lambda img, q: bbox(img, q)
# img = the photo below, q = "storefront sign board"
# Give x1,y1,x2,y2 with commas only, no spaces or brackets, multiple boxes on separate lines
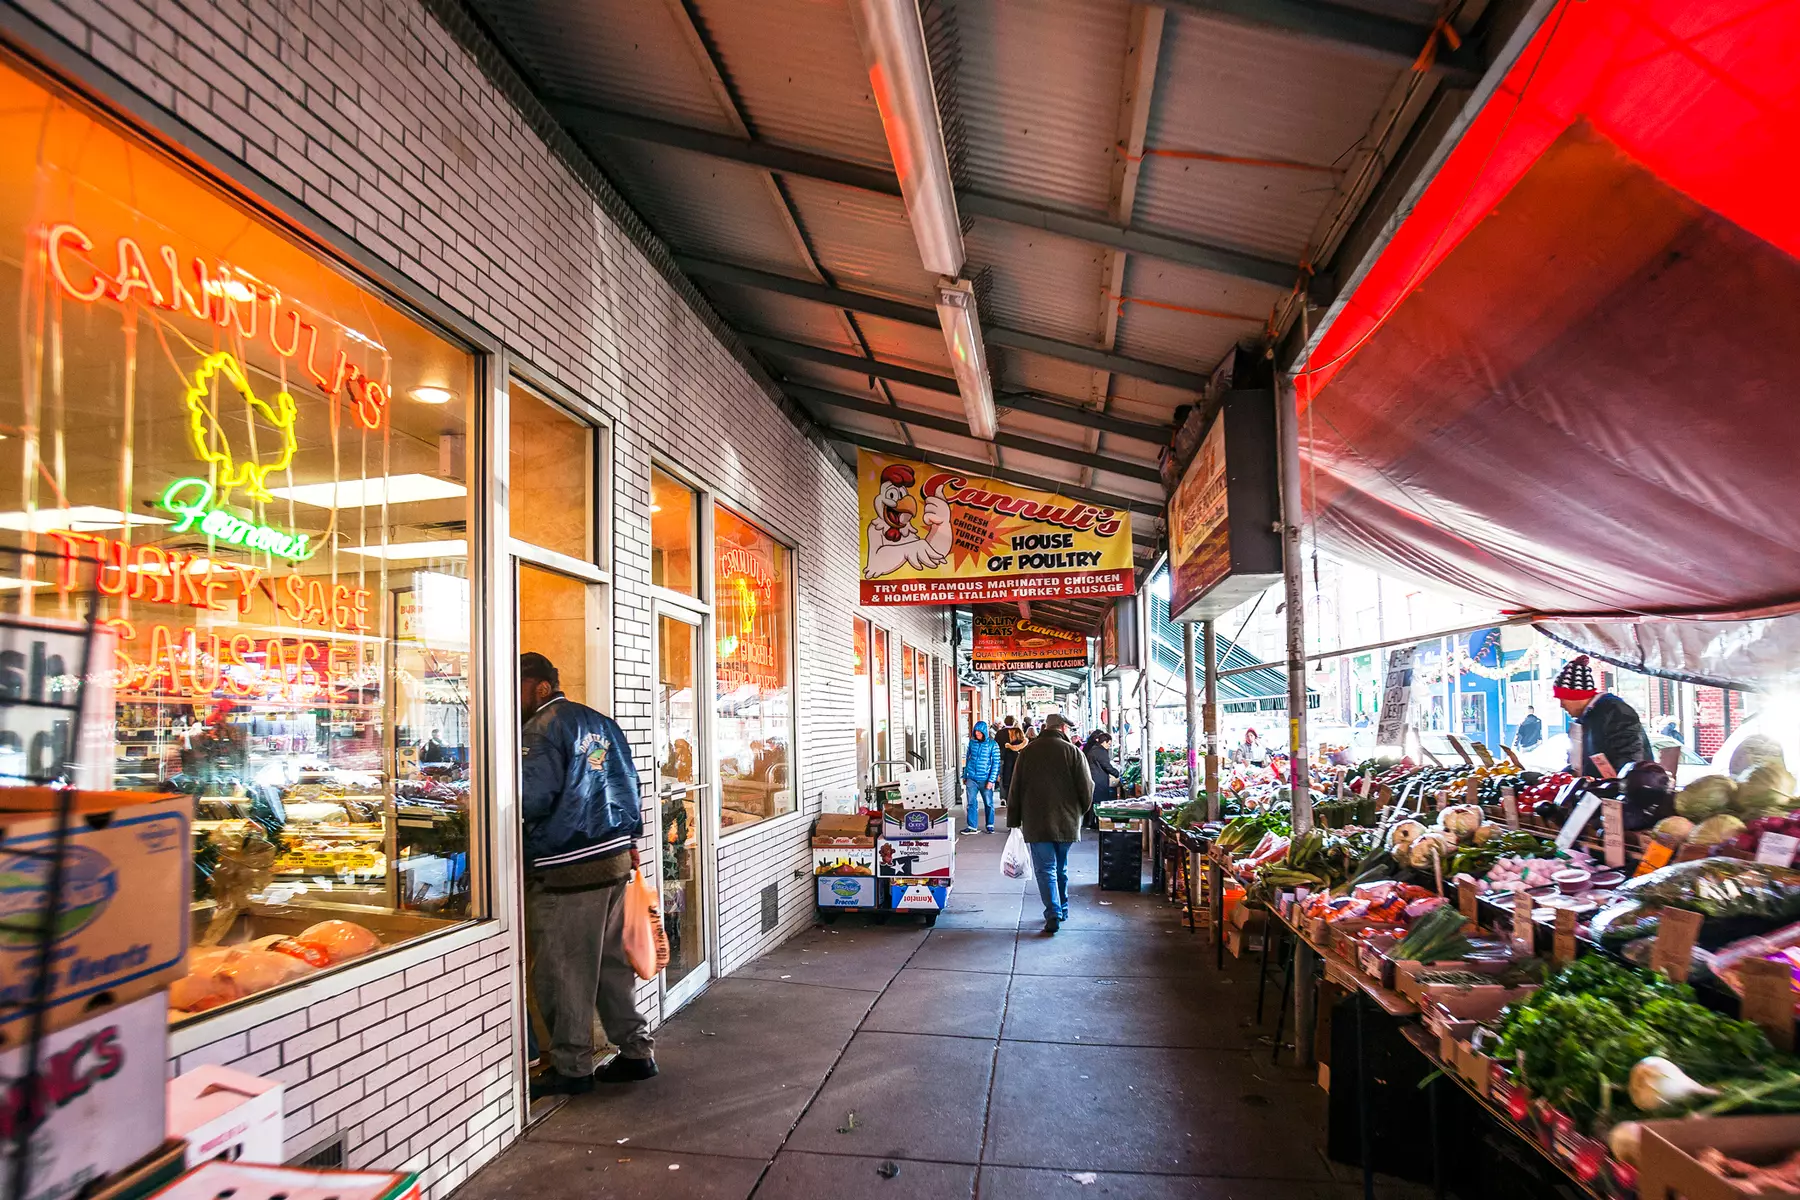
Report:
856,451,1133,605
878,838,953,878
1374,646,1416,749
1167,391,1281,623
1098,596,1140,674
971,612,1088,672
0,989,168,1200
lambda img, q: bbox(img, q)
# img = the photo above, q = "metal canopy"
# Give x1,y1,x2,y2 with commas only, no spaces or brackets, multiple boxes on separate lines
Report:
461,0,1499,631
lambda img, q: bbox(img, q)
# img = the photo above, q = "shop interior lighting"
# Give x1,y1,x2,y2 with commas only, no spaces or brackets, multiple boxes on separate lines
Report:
339,539,468,560
935,278,997,441
0,506,172,533
265,473,466,509
0,577,46,590
848,0,966,278
408,386,456,405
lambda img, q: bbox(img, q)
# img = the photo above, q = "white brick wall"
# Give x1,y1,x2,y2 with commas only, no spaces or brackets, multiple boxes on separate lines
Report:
3,0,959,1190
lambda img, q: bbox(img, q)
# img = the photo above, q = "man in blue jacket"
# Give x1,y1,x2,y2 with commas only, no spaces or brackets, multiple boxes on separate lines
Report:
962,720,1001,833
520,652,656,1097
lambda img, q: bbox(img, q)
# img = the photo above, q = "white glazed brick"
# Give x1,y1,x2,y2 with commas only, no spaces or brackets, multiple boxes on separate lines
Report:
9,0,961,1190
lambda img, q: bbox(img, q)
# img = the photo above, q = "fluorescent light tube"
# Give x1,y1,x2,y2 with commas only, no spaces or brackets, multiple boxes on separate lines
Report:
849,0,965,277
0,506,173,533
265,473,467,509
935,278,997,440
339,539,469,560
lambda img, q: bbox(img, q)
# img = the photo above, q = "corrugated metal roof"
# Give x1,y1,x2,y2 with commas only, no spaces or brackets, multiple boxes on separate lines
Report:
965,222,1110,346
993,446,1081,487
1134,10,1405,261
1113,256,1285,371
847,314,950,373
469,0,728,130
780,178,937,300
996,348,1105,408
951,0,1130,215
597,140,814,276
691,0,893,168
700,280,860,351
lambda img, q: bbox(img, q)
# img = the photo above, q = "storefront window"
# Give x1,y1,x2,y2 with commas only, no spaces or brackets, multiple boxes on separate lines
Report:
651,467,698,595
902,646,918,766
854,618,872,785
713,504,793,829
0,59,476,1021
509,385,592,561
873,627,891,765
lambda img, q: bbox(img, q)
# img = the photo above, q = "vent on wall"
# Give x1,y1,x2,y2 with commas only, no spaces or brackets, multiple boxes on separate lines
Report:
287,1136,346,1168
761,882,779,934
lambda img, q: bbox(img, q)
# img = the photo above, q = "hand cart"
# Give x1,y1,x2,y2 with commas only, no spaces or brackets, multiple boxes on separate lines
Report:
870,759,954,926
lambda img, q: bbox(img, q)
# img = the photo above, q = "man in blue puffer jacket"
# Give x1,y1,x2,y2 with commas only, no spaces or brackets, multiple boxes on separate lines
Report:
962,720,1001,834
520,652,656,1097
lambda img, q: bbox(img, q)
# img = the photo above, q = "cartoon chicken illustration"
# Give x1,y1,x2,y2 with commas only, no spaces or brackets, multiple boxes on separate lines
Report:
183,351,299,502
865,462,952,579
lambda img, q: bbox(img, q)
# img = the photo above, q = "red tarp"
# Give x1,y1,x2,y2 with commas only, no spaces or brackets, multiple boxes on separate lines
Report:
1300,0,1800,619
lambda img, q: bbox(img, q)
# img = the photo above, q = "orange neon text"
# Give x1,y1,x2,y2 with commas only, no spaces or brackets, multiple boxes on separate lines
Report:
48,531,262,614
105,620,375,702
45,223,388,430
263,574,371,634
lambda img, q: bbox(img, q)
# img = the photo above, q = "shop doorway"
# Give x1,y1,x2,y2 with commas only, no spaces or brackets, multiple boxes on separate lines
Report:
654,604,713,1014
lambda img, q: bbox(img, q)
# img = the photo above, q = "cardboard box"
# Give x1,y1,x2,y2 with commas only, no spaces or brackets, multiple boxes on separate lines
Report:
153,1163,420,1200
813,813,874,842
816,876,877,908
882,805,952,840
1225,927,1263,958
0,793,190,1034
877,838,953,878
167,1065,284,1167
1228,903,1264,931
0,990,169,1200
887,878,948,911
1639,1115,1800,1200
812,847,876,876
1393,957,1522,1005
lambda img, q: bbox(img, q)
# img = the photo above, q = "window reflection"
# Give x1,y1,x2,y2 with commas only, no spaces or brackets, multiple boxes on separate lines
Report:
714,504,793,829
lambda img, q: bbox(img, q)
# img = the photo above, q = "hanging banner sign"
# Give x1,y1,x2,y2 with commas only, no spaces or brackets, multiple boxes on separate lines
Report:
1167,392,1280,622
856,451,1133,605
1374,646,1417,749
971,613,1088,672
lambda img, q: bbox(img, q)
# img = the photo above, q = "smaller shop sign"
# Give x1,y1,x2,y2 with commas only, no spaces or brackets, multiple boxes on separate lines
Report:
888,878,949,911
817,876,877,908
972,612,1088,672
882,805,952,839
879,838,953,878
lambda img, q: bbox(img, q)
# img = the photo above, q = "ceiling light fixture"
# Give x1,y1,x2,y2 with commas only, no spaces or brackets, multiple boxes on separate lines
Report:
265,473,467,509
0,506,173,533
848,0,965,277
408,386,455,405
935,278,997,440
339,539,468,561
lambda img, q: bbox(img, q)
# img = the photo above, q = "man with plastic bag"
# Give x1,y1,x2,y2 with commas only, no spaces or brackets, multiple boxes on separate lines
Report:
1005,713,1093,934
519,652,657,1097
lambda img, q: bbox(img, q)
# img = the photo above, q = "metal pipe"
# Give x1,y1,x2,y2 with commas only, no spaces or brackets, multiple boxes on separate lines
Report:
1277,374,1311,832
1141,594,1156,798
1184,620,1199,804
1203,618,1220,820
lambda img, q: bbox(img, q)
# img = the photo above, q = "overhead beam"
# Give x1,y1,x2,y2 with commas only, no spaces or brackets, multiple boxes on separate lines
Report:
678,255,1205,390
787,384,1164,484
737,332,1178,444
957,192,1301,292
559,104,1303,291
1153,0,1482,85
820,429,1166,521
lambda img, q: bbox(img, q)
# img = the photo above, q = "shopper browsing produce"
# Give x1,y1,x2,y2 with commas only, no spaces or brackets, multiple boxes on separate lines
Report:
519,652,657,1097
1555,655,1652,777
1006,713,1093,934
1083,730,1122,829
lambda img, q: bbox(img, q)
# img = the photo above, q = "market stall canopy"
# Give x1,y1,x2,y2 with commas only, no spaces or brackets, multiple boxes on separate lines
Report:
1148,590,1312,705
1297,0,1800,634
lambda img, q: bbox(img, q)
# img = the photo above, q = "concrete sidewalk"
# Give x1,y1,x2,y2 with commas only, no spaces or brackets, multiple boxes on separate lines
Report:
457,827,1426,1198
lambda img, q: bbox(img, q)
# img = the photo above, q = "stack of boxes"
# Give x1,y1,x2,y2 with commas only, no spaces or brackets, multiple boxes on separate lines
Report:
879,770,954,913
812,813,878,911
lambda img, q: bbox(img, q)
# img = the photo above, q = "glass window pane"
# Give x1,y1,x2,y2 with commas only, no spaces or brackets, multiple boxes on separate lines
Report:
714,504,793,829
509,384,591,560
650,467,698,596
854,618,871,785
517,564,594,706
873,629,890,764
902,647,918,766
0,59,476,1022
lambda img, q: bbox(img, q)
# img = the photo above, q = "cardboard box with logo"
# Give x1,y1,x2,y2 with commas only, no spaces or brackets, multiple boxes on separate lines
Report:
877,838,953,878
816,876,877,908
881,805,952,840
167,1065,284,1167
0,791,190,1034
887,878,949,911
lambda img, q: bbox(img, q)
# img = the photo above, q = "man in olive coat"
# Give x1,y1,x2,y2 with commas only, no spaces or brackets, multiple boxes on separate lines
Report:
1005,713,1093,933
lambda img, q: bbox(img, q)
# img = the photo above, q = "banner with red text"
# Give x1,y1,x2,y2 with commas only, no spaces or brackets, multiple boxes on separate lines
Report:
856,451,1134,606
971,613,1089,671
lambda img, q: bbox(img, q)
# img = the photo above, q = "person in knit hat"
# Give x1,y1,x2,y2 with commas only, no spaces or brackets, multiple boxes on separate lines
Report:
1554,655,1652,778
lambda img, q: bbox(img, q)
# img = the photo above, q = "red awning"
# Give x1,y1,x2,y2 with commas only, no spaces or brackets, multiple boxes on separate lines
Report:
1299,0,1800,620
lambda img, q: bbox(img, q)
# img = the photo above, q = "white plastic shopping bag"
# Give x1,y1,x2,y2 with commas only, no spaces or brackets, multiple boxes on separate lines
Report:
1000,827,1030,879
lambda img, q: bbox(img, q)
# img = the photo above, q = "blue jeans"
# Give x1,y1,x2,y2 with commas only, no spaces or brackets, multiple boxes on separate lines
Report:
1029,840,1074,923
965,781,995,830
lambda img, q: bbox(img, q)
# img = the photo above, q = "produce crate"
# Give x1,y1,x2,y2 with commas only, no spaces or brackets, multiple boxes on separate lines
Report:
1639,1115,1800,1200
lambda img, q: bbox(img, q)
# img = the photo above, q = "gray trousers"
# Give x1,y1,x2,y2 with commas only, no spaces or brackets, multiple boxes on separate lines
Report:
525,878,653,1076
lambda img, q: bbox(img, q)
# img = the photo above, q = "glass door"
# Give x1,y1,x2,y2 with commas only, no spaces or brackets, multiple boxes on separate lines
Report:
654,605,711,1011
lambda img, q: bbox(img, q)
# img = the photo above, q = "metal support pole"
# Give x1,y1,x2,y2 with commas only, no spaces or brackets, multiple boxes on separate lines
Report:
1183,621,1199,805
1203,619,1220,820
1277,374,1311,833
1140,594,1155,799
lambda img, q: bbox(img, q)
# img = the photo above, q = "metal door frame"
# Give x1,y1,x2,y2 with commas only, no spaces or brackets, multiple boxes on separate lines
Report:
652,600,715,1016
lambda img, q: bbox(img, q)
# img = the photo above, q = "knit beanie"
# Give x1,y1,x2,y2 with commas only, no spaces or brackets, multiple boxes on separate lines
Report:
1553,655,1598,700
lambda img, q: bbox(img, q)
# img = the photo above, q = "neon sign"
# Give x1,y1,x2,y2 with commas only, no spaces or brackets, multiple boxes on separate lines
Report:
179,354,299,502
160,478,312,560
44,223,389,430
104,619,375,702
47,531,260,614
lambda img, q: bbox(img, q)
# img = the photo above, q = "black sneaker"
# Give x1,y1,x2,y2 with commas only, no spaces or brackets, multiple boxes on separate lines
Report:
529,1071,594,1099
597,1055,659,1083
1043,918,1060,935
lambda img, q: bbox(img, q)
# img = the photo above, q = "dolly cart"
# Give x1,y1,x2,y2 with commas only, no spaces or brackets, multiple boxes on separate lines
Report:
875,762,955,925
